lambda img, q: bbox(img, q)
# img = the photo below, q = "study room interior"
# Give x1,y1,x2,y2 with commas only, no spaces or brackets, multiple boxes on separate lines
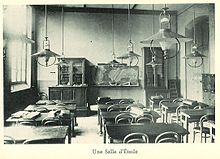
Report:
3,3,215,144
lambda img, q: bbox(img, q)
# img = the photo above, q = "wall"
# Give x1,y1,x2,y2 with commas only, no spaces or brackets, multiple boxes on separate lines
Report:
177,4,215,101
35,7,177,105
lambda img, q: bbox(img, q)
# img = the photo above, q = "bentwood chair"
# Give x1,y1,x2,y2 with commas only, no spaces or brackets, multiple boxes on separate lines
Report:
123,133,149,143
170,105,189,124
192,114,213,143
107,104,121,112
4,135,16,144
155,131,180,143
23,138,62,144
42,117,61,126
34,106,49,113
19,121,36,126
136,112,154,123
115,113,133,124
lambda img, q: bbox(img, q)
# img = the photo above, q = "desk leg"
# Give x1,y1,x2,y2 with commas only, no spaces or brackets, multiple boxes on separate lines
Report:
100,117,103,135
68,124,71,144
71,114,75,137
103,125,106,144
98,109,100,125
180,114,189,143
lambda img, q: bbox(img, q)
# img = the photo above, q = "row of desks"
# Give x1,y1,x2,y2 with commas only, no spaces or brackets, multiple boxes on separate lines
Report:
160,101,215,142
97,101,189,143
5,100,77,144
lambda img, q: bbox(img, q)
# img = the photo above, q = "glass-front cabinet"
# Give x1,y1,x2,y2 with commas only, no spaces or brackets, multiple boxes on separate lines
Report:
58,58,86,86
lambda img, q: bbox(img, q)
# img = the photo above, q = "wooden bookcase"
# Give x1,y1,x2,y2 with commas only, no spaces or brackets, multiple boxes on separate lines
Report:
49,58,93,116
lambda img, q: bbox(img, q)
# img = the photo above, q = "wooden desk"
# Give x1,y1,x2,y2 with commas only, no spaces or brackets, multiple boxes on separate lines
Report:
105,123,189,143
161,102,182,123
100,110,160,135
180,108,215,143
4,126,70,144
6,111,72,143
25,100,77,136
97,103,131,125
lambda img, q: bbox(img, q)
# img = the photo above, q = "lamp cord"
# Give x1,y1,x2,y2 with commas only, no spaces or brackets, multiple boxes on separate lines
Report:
45,5,48,38
152,4,155,34
61,6,64,56
193,6,196,44
128,4,131,42
112,4,115,60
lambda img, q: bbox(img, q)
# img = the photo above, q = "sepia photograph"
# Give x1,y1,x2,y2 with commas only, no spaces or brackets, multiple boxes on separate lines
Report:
1,0,219,159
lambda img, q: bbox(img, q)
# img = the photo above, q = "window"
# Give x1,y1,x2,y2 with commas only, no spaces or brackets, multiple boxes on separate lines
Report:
3,5,33,92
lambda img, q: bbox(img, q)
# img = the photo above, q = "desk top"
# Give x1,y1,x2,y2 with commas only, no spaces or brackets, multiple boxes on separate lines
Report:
161,102,182,109
4,126,68,143
98,103,130,111
25,104,76,112
6,111,71,123
106,123,189,143
180,108,215,120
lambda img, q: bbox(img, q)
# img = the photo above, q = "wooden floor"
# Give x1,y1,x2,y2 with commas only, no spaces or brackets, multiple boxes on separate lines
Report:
70,109,213,144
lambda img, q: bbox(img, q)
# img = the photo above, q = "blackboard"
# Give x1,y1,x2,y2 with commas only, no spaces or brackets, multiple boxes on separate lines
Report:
92,64,139,86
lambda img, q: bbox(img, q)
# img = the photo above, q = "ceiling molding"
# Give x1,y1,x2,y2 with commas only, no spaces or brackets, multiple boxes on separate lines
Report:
33,5,177,15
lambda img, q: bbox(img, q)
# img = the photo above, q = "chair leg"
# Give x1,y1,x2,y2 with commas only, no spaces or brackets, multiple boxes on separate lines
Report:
193,131,196,143
200,132,203,143
204,133,207,143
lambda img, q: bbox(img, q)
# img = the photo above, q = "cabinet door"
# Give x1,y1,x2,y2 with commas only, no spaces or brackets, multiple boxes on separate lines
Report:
49,88,61,100
62,88,73,100
73,87,87,109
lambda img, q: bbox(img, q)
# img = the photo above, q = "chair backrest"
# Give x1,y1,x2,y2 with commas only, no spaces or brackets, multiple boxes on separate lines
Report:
136,115,153,123
119,99,134,104
38,92,48,100
175,105,189,116
172,98,184,103
107,104,121,112
19,121,36,126
123,133,149,143
159,99,171,109
199,114,214,128
35,106,49,113
42,117,61,126
115,113,133,124
126,103,145,111
194,102,209,109
23,138,58,144
155,131,180,143
4,135,16,144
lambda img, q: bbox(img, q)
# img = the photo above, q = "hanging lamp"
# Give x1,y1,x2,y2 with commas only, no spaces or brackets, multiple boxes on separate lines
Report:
146,4,162,68
182,5,206,68
140,4,192,60
32,5,60,67
56,6,68,67
107,4,120,67
117,4,141,66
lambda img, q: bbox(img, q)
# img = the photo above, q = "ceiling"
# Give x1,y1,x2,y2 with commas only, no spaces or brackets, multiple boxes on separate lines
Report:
61,4,194,13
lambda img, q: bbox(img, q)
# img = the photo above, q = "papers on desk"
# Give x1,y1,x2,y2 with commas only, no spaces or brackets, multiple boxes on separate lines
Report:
11,111,28,118
23,112,41,119
11,111,40,119
36,100,56,105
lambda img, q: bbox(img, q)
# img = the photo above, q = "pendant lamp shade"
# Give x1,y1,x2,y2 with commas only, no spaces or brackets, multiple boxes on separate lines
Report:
140,5,192,59
32,5,60,67
56,6,69,67
117,4,141,66
182,5,206,68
